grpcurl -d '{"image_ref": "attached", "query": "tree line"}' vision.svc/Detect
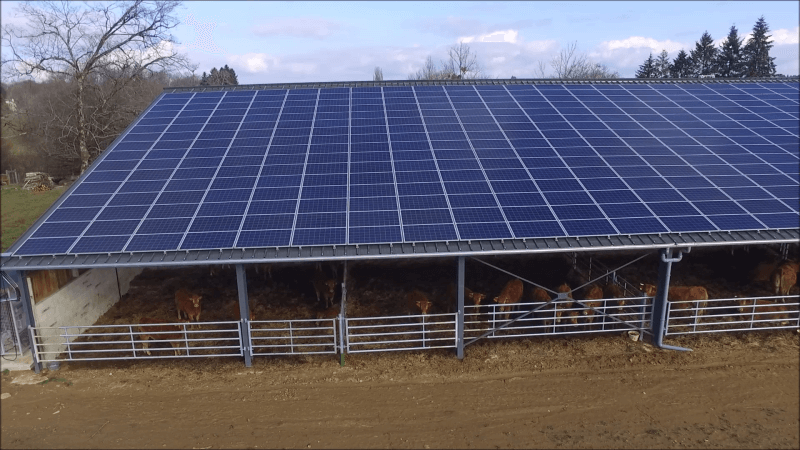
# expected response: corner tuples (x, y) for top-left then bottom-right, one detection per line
(636, 16), (779, 78)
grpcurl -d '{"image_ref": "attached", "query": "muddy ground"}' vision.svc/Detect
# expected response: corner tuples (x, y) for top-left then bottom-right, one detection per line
(1, 329), (798, 449)
(2, 246), (798, 449)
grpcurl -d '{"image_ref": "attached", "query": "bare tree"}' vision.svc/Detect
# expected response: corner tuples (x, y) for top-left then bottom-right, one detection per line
(373, 66), (384, 81)
(541, 42), (619, 79)
(409, 43), (485, 80)
(2, 1), (195, 173)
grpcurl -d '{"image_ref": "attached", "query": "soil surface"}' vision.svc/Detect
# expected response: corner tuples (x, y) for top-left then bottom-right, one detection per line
(2, 329), (799, 449)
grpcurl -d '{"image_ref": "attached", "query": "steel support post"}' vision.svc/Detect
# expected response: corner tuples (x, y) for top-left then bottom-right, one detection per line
(235, 264), (252, 367)
(650, 248), (692, 352)
(9, 270), (41, 372)
(339, 260), (347, 366)
(456, 256), (465, 360)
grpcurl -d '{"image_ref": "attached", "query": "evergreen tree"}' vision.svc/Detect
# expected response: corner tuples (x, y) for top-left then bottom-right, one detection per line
(670, 50), (692, 78)
(635, 53), (658, 78)
(743, 16), (777, 77)
(656, 50), (672, 78)
(689, 31), (718, 76)
(716, 25), (745, 78)
(199, 66), (239, 86)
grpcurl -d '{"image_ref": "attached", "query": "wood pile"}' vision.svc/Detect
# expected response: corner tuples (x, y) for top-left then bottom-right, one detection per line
(22, 172), (54, 191)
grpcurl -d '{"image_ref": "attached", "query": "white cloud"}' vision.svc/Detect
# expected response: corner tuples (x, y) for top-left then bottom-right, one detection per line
(252, 18), (344, 40)
(459, 29), (519, 44)
(772, 26), (800, 45)
(597, 36), (685, 54)
(227, 53), (279, 73)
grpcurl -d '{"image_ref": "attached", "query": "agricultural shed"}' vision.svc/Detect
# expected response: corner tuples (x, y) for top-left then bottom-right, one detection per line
(1, 78), (798, 371)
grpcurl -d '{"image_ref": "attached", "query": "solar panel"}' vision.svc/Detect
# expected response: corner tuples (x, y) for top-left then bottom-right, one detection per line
(11, 81), (799, 256)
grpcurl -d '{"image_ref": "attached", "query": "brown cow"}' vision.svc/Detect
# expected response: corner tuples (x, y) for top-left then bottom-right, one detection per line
(175, 288), (202, 325)
(529, 287), (555, 327)
(312, 271), (337, 309)
(771, 261), (799, 302)
(554, 283), (574, 325)
(580, 284), (604, 326)
(641, 283), (708, 323)
(407, 290), (433, 316)
(603, 283), (632, 326)
(493, 279), (524, 320)
(736, 297), (793, 326)
(137, 317), (185, 356)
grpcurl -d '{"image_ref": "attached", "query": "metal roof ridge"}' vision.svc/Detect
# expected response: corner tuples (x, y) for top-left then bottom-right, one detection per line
(164, 77), (800, 92)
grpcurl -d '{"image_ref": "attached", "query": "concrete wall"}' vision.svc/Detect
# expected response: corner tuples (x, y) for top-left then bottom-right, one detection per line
(32, 267), (143, 360)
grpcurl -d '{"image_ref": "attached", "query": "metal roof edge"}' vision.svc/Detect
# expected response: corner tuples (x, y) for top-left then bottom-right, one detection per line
(162, 77), (799, 93)
(2, 229), (797, 271)
(5, 91), (169, 255)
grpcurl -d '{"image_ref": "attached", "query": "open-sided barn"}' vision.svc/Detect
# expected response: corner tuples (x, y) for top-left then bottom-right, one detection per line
(1, 77), (798, 371)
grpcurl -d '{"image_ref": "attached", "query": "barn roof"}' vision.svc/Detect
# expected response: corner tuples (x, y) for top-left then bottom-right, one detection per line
(2, 78), (798, 271)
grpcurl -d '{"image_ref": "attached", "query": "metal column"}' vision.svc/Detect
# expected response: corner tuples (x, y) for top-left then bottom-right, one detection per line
(650, 248), (692, 352)
(235, 264), (252, 367)
(456, 256), (465, 360)
(339, 260), (348, 366)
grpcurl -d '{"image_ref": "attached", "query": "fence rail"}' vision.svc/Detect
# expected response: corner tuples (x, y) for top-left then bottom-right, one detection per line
(249, 318), (337, 356)
(345, 313), (456, 353)
(30, 321), (242, 362)
(665, 295), (799, 335)
(465, 296), (652, 340)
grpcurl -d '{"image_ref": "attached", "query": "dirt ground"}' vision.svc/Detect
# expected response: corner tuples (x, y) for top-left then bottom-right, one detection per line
(1, 328), (799, 449)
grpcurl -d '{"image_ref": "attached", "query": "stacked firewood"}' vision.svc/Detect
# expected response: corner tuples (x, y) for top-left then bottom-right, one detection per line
(22, 172), (54, 191)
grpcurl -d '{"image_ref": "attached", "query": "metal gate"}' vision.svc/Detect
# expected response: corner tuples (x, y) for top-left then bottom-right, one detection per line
(248, 318), (337, 356)
(665, 295), (800, 335)
(29, 321), (242, 362)
(345, 313), (456, 353)
(465, 295), (651, 340)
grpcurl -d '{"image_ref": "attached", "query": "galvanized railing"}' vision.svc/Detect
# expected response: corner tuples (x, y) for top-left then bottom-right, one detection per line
(249, 318), (337, 356)
(345, 313), (456, 353)
(29, 321), (242, 362)
(465, 296), (651, 339)
(665, 295), (800, 335)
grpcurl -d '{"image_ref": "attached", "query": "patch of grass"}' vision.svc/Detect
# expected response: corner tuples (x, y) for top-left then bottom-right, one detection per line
(1, 186), (65, 251)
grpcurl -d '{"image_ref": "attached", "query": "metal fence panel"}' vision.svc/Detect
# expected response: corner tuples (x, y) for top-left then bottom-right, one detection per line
(30, 321), (242, 362)
(665, 295), (799, 336)
(465, 296), (652, 340)
(346, 313), (456, 353)
(249, 318), (337, 356)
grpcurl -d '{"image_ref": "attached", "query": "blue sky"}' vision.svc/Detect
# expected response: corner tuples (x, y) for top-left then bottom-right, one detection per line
(2, 1), (799, 83)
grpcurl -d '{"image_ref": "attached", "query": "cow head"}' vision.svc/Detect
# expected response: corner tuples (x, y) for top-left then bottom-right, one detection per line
(325, 279), (336, 296)
(416, 299), (432, 315)
(190, 294), (202, 309)
(640, 283), (657, 297)
(471, 292), (486, 306)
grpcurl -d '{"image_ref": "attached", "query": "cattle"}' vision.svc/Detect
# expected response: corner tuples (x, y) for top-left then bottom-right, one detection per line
(175, 288), (202, 325)
(736, 298), (793, 326)
(603, 283), (632, 326)
(529, 287), (555, 327)
(640, 283), (708, 323)
(493, 279), (524, 320)
(446, 283), (487, 307)
(315, 303), (340, 327)
(771, 261), (799, 302)
(407, 290), (433, 317)
(580, 284), (604, 326)
(554, 283), (574, 325)
(312, 271), (337, 309)
(137, 317), (184, 356)
(228, 301), (255, 321)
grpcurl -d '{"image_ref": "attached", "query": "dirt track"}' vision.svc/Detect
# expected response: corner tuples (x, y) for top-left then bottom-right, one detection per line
(2, 329), (798, 449)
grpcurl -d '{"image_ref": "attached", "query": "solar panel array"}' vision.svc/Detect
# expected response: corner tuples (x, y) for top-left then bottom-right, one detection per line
(13, 82), (799, 256)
